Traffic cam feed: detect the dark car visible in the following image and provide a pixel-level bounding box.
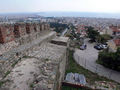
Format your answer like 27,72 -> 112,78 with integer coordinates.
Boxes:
94,43 -> 108,50
94,45 -> 102,50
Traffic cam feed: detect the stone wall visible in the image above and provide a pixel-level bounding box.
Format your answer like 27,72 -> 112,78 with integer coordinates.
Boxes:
0,22 -> 69,90
14,23 -> 27,38
0,22 -> 50,44
26,40 -> 69,90
0,22 -> 50,55
0,30 -> 56,79
55,50 -> 67,90
0,24 -> 15,43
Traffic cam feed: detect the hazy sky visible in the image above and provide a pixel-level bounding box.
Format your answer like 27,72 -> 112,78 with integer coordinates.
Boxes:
0,0 -> 120,13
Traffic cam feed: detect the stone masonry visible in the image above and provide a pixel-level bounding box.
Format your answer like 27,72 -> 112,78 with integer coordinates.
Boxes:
0,24 -> 15,43
1,36 -> 69,90
14,23 -> 27,38
0,22 -> 51,77
0,22 -> 50,44
0,22 -> 69,90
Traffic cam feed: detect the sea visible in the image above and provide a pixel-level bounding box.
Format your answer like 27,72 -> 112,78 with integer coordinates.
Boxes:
38,12 -> 120,19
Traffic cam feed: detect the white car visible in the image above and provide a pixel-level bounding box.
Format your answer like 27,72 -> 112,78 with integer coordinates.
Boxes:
102,44 -> 107,49
80,44 -> 87,50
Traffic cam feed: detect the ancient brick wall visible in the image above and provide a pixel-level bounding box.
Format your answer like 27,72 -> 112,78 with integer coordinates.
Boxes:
0,23 -> 69,90
0,24 -> 14,43
26,23 -> 34,34
33,23 -> 40,32
0,22 -> 55,81
40,24 -> 45,31
0,22 -> 51,55
0,22 -> 50,44
0,31 -> 56,79
14,23 -> 26,38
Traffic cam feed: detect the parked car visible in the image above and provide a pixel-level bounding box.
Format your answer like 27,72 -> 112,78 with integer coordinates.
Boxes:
102,44 -> 108,49
80,44 -> 87,50
94,45 -> 102,50
94,43 -> 107,50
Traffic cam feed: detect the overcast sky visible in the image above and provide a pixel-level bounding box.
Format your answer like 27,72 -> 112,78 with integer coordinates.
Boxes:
0,0 -> 120,13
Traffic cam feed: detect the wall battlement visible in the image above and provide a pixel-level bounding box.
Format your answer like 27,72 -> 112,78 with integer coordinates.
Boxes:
0,22 -> 50,55
0,22 -> 50,44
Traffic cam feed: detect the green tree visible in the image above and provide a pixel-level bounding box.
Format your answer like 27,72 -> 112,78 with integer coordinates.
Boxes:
50,22 -> 68,33
98,47 -> 120,71
87,26 -> 99,42
97,34 -> 111,43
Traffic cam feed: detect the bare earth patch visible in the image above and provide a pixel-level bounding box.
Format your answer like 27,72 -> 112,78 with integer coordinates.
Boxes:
6,58 -> 39,90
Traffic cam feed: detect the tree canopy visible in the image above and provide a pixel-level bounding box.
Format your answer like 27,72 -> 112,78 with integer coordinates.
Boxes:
97,34 -> 111,43
98,47 -> 120,71
86,26 -> 99,42
50,22 -> 68,33
86,26 -> 111,43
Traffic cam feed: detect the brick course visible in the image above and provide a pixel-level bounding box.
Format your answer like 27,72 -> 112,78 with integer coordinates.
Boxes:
26,23 -> 34,34
0,22 -> 50,44
0,24 -> 14,43
14,23 -> 26,38
40,24 -> 44,31
33,23 -> 40,32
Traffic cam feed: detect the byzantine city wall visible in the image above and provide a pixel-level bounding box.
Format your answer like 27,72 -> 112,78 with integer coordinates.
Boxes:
0,22 -> 68,90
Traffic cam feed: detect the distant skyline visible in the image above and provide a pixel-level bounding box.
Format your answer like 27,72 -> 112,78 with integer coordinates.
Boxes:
0,0 -> 120,13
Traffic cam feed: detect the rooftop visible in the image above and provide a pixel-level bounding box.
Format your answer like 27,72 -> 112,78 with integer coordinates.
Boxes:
114,39 -> 120,46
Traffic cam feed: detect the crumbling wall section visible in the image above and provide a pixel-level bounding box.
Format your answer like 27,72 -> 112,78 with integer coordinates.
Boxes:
0,31 -> 56,79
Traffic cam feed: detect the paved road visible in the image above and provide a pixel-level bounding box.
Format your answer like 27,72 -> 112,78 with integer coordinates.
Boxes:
61,28 -> 68,37
74,38 -> 120,83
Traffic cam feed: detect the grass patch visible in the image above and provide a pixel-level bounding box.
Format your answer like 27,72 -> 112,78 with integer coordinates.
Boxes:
0,81 -> 6,87
96,59 -> 103,65
76,45 -> 80,49
62,86 -> 91,90
0,80 -> 10,87
65,50 -> 119,85
45,58 -> 49,61
11,61 -> 18,67
3,71 -> 11,79
23,56 -> 34,58
30,83 -> 35,88
11,58 -> 21,67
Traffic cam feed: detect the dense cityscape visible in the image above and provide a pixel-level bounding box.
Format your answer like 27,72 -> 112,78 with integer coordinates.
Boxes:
0,13 -> 119,90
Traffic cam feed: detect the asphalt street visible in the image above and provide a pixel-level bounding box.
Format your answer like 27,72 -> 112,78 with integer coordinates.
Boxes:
74,38 -> 120,83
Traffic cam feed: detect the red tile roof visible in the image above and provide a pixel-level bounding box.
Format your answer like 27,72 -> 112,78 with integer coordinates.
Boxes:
110,26 -> 120,32
114,39 -> 120,46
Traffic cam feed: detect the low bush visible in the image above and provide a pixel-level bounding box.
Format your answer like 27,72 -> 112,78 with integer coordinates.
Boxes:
98,48 -> 120,71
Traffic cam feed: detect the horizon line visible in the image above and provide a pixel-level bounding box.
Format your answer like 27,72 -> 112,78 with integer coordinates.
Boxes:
0,11 -> 120,14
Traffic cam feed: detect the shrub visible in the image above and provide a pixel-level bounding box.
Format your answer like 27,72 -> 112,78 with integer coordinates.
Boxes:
97,34 -> 111,43
98,48 -> 120,71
